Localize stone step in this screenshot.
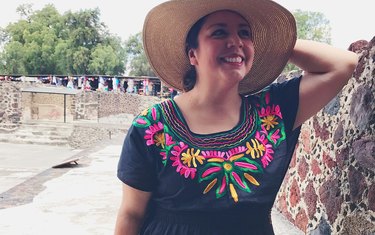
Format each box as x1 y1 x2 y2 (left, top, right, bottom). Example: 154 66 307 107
0 123 20 133
10 132 69 141
15 129 73 136
0 122 73 146
0 134 69 146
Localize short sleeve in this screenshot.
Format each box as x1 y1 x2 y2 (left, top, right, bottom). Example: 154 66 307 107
117 124 157 192
268 76 302 134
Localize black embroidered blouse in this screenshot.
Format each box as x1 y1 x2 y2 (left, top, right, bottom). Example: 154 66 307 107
118 77 302 235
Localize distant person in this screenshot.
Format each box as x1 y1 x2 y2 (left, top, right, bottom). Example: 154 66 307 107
128 79 134 93
67 77 74 89
123 80 128 93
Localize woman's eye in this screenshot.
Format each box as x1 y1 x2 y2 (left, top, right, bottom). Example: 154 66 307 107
239 29 252 38
212 29 227 37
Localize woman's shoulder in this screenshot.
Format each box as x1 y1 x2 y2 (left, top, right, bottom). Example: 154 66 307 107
245 76 302 104
132 99 171 128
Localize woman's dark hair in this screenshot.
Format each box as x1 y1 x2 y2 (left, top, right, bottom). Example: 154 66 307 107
183 16 206 92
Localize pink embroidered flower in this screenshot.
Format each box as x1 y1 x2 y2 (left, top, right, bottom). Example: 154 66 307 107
259 104 282 119
246 132 274 168
164 133 175 146
170 142 197 179
144 122 164 146
201 150 226 160
226 146 247 159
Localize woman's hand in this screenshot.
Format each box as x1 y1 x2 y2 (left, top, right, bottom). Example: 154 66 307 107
289 39 358 129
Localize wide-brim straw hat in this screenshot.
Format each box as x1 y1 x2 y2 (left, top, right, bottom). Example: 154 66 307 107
143 0 297 95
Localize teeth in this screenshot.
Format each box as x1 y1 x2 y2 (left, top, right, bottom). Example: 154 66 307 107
224 57 242 63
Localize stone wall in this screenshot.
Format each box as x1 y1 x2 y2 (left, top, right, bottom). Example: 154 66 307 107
68 124 127 149
0 82 22 127
0 83 162 127
22 92 74 122
0 82 162 148
276 38 375 234
74 91 161 121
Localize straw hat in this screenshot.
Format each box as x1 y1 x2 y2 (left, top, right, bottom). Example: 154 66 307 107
143 0 296 95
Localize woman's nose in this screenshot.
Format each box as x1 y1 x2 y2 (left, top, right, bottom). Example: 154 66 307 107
227 35 243 48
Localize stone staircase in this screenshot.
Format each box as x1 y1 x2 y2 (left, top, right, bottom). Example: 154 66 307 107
0 122 73 146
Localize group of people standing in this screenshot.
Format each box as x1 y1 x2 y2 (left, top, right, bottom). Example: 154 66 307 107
42 75 159 95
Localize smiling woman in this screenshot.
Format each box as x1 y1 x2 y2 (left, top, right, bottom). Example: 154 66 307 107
114 1 357 235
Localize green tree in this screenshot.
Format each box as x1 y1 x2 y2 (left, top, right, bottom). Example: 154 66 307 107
124 33 155 76
294 10 331 44
1 41 26 74
15 3 33 21
284 10 332 73
89 43 124 75
0 4 126 76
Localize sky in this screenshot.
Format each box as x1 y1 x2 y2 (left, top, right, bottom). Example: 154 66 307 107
0 0 373 50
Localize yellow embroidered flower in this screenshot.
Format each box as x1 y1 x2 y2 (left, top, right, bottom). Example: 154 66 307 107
153 132 165 148
261 115 278 130
181 148 205 168
246 139 265 159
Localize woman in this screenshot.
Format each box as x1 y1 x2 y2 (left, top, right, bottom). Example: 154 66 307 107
115 1 358 234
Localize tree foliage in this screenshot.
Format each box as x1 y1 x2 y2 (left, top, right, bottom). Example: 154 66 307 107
124 33 154 77
294 10 331 44
284 10 332 73
0 4 125 76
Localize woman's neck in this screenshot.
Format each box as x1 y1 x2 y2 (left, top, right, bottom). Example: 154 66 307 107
173 87 243 134
182 84 241 110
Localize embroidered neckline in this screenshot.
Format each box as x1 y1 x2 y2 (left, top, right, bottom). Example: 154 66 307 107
132 90 287 203
159 97 257 149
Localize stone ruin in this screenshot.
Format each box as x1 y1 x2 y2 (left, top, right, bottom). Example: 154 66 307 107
276 37 375 234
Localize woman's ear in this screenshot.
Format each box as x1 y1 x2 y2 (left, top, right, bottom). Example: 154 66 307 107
188 49 198 65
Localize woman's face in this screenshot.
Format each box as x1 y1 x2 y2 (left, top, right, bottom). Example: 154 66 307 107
190 10 254 88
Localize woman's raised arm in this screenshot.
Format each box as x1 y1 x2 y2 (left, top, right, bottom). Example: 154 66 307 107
290 39 358 129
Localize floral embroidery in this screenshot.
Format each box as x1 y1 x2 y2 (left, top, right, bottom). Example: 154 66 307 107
261 114 278 130
181 148 205 168
246 132 274 168
170 142 197 179
144 122 164 146
199 149 262 202
134 107 160 128
133 91 287 202
159 131 175 166
257 91 285 146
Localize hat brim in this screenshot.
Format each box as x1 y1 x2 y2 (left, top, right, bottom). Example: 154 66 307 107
143 0 296 95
